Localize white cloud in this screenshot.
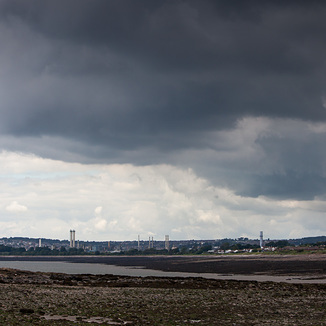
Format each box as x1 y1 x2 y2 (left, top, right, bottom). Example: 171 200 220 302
0 150 325 241
6 201 28 213
93 217 107 231
95 206 103 215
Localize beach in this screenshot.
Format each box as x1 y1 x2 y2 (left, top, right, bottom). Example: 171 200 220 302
0 254 326 325
0 268 326 325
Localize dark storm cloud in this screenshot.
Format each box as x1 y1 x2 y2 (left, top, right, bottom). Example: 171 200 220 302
1 0 326 199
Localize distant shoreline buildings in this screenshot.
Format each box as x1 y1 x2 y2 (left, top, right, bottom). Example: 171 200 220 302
1 232 325 255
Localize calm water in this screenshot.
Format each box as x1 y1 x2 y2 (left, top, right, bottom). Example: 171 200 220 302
0 260 326 284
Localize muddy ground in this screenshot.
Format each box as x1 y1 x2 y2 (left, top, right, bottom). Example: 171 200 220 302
1 253 326 275
0 267 326 325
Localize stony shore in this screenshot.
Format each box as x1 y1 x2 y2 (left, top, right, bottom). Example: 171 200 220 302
0 268 326 325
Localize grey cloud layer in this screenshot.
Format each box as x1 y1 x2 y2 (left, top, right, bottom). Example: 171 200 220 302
1 0 326 199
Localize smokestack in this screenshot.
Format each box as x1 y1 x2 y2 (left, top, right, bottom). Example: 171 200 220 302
165 235 169 250
39 238 42 248
138 235 140 251
260 231 264 248
148 236 151 249
70 230 73 248
152 236 154 248
72 230 76 248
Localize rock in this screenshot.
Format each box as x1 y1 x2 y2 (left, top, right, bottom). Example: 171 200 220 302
19 308 35 314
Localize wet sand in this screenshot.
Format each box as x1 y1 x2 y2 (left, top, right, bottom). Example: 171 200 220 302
1 253 325 276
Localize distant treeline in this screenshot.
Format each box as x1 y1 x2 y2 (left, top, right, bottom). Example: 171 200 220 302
265 240 326 248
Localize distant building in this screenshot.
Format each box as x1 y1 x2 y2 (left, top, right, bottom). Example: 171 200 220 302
165 235 170 250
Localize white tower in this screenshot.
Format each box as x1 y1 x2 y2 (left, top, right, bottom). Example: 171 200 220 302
260 231 264 248
165 235 170 250
72 230 76 248
70 230 73 248
39 238 42 247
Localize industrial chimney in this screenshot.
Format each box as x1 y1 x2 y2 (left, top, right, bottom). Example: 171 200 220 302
70 230 73 248
260 231 264 248
72 230 76 248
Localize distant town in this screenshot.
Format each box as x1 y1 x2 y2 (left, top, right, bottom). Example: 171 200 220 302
0 232 326 256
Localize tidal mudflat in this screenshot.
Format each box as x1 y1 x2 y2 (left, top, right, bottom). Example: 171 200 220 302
1 253 326 276
1 254 326 283
0 268 326 325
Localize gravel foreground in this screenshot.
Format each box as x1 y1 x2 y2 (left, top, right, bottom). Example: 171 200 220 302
0 268 326 325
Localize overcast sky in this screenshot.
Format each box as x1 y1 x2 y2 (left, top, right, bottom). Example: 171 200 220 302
1 0 326 241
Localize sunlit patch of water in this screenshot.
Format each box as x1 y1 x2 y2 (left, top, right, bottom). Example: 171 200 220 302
41 314 132 324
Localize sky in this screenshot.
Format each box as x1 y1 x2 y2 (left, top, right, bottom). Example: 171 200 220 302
1 0 326 241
